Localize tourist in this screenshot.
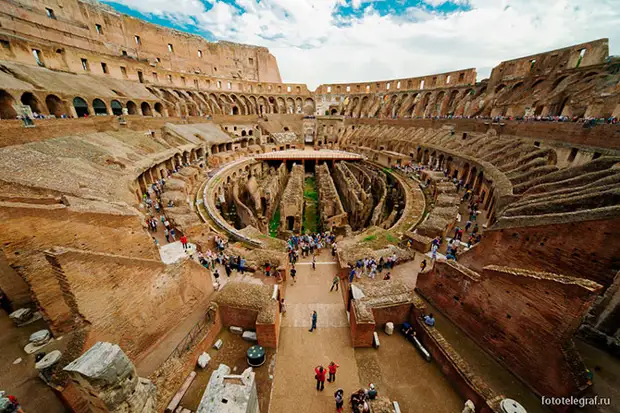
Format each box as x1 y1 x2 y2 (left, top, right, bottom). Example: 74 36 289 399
309 310 317 332
225 261 232 278
366 384 378 400
279 298 286 315
331 242 337 257
152 237 159 247
170 228 176 241
420 259 427 272
330 274 339 291
312 254 316 270
334 388 344 413
213 269 220 282
314 365 326 391
239 257 246 274
327 361 340 382
180 234 188 249
290 265 297 284
349 266 356 283
424 313 436 327
265 262 271 277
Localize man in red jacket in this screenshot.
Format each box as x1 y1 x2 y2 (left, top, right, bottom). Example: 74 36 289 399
314 365 326 391
327 361 339 382
180 235 188 249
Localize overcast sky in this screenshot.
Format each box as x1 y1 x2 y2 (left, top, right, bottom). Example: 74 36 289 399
102 0 620 90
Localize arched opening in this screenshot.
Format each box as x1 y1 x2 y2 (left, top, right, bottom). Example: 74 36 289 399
92 98 108 115
303 98 315 115
45 94 66 117
248 129 253 136
241 130 247 136
0 90 17 119
20 92 43 114
494 84 506 94
286 216 295 231
232 106 240 115
72 96 90 118
154 102 164 116
141 102 153 116
330 108 338 115
552 76 568 91
248 138 254 145
126 100 138 115
110 100 123 116
211 145 218 154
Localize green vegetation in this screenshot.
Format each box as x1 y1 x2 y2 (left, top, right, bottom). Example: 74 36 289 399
362 234 377 242
302 176 319 234
386 233 398 243
269 208 280 238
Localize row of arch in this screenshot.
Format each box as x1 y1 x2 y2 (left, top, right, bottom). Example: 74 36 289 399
145 87 317 117
0 88 317 120
0 89 163 119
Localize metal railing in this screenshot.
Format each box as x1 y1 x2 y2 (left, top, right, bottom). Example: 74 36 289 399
167 305 217 361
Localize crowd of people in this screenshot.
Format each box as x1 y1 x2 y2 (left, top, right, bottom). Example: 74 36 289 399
348 254 398 283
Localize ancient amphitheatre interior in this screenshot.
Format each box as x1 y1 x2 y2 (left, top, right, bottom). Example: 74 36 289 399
0 1 619 413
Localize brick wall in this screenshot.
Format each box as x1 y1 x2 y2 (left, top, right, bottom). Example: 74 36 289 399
416 261 600 399
218 305 259 330
372 303 412 327
350 304 375 347
459 218 620 289
256 302 281 348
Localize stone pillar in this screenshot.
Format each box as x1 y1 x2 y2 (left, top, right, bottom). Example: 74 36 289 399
64 342 156 413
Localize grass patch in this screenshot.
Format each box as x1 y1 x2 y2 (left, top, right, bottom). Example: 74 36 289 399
386 233 398 243
269 208 280 238
362 235 377 242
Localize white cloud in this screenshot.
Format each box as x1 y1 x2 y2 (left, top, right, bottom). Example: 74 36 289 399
103 0 620 90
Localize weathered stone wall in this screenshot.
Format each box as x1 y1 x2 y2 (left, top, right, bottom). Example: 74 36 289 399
47 247 213 361
332 162 373 230
279 164 304 236
0 249 31 310
315 163 347 230
416 260 602 399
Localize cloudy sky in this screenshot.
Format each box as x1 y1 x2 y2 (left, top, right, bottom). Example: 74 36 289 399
101 0 620 89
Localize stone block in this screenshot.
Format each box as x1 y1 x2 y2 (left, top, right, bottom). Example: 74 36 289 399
9 308 32 323
213 339 223 350
384 322 394 335
229 326 243 335
242 331 258 342
29 329 51 345
197 352 211 369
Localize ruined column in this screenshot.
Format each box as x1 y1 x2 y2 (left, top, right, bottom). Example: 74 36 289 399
64 342 156 413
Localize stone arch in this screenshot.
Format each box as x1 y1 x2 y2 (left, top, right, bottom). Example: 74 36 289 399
154 102 164 116
494 84 507 94
330 108 338 115
286 97 295 114
166 103 177 117
92 98 108 115
446 90 459 114
276 97 286 113
551 75 569 91
531 78 546 90
419 92 432 117
268 97 278 114
295 97 303 114
72 96 90 117
141 102 153 116
232 106 240 115
45 94 66 117
126 100 138 115
20 92 43 113
211 144 218 154
303 98 315 115
258 96 268 115
0 90 17 119
434 91 446 116
110 99 123 116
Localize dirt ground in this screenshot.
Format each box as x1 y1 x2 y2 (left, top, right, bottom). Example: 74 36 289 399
355 333 463 413
576 339 620 413
179 330 275 413
0 311 67 413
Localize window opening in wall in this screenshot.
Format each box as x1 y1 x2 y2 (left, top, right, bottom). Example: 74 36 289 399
366 85 370 91
431 76 437 86
121 50 128 56
1 40 10 50
420 80 425 89
217 80 222 89
576 49 586 68
95 24 103 34
227 82 232 90
168 74 173 83
214 67 217 72
120 66 127 78
592 152 602 160
249 85 252 92
462 132 468 140
81 58 89 71
534 141 540 147
32 49 44 67
296 86 301 93
152 72 158 82
346 85 351 92
567 148 578 162
46 8 56 19
168 44 174 52
194 79 199 89
198 50 202 58
386 82 391 90
249 57 254 65
327 86 331 92
458 72 465 81
529 59 536 71
181 76 186 85
101 62 108 74
137 70 144 83
446 75 451 84
397 81 401 89
135 35 141 45
278 86 282 92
